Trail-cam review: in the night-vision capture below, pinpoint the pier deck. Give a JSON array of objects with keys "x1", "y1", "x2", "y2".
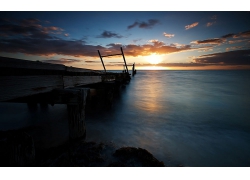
[
  {"x1": 0, "y1": 55, "x2": 134, "y2": 166},
  {"x1": 0, "y1": 56, "x2": 129, "y2": 102}
]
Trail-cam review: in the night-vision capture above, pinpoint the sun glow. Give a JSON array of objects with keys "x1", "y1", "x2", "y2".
[
  {"x1": 137, "y1": 66, "x2": 170, "y2": 70},
  {"x1": 145, "y1": 53, "x2": 162, "y2": 64}
]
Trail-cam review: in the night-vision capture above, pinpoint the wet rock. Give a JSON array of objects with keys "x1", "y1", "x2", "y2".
[{"x1": 112, "y1": 147, "x2": 165, "y2": 167}]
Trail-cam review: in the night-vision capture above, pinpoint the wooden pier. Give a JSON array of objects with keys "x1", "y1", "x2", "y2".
[{"x1": 0, "y1": 49, "x2": 136, "y2": 166}]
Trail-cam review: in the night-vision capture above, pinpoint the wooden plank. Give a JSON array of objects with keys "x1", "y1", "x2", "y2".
[
  {"x1": 101, "y1": 53, "x2": 122, "y2": 57},
  {"x1": 0, "y1": 75, "x2": 63, "y2": 102},
  {"x1": 0, "y1": 56, "x2": 66, "y2": 71},
  {"x1": 65, "y1": 66, "x2": 103, "y2": 74},
  {"x1": 63, "y1": 76, "x2": 102, "y2": 88}
]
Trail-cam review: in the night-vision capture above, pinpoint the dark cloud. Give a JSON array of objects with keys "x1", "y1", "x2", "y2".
[
  {"x1": 191, "y1": 38, "x2": 225, "y2": 45},
  {"x1": 221, "y1": 33, "x2": 235, "y2": 39},
  {"x1": 193, "y1": 49, "x2": 250, "y2": 65},
  {"x1": 96, "y1": 30, "x2": 122, "y2": 38},
  {"x1": 20, "y1": 18, "x2": 40, "y2": 26},
  {"x1": 85, "y1": 60, "x2": 100, "y2": 63},
  {"x1": 191, "y1": 30, "x2": 250, "y2": 49},
  {"x1": 0, "y1": 18, "x2": 63, "y2": 39},
  {"x1": 127, "y1": 19, "x2": 159, "y2": 29}
]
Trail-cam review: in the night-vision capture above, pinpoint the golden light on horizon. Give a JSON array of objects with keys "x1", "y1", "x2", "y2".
[
  {"x1": 144, "y1": 53, "x2": 162, "y2": 65},
  {"x1": 137, "y1": 66, "x2": 170, "y2": 70}
]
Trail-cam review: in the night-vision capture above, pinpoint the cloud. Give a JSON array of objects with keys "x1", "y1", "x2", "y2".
[
  {"x1": 2, "y1": 18, "x2": 248, "y2": 60},
  {"x1": 185, "y1": 22, "x2": 199, "y2": 30},
  {"x1": 193, "y1": 49, "x2": 250, "y2": 65},
  {"x1": 228, "y1": 39, "x2": 248, "y2": 44},
  {"x1": 132, "y1": 39, "x2": 142, "y2": 43},
  {"x1": 96, "y1": 30, "x2": 123, "y2": 38},
  {"x1": 191, "y1": 38, "x2": 225, "y2": 45},
  {"x1": 206, "y1": 22, "x2": 215, "y2": 27},
  {"x1": 0, "y1": 18, "x2": 64, "y2": 39},
  {"x1": 41, "y1": 58, "x2": 81, "y2": 64},
  {"x1": 163, "y1": 32, "x2": 174, "y2": 38},
  {"x1": 221, "y1": 33, "x2": 235, "y2": 39},
  {"x1": 85, "y1": 60, "x2": 100, "y2": 63},
  {"x1": 233, "y1": 30, "x2": 250, "y2": 38},
  {"x1": 127, "y1": 19, "x2": 159, "y2": 29},
  {"x1": 226, "y1": 46, "x2": 243, "y2": 51}
]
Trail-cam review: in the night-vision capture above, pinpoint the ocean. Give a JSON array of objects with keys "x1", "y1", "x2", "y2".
[{"x1": 1, "y1": 70, "x2": 250, "y2": 166}]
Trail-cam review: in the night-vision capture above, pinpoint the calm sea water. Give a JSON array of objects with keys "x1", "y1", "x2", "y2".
[{"x1": 1, "y1": 70, "x2": 250, "y2": 166}]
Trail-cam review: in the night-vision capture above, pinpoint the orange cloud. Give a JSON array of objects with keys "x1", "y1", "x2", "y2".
[
  {"x1": 228, "y1": 39, "x2": 248, "y2": 44},
  {"x1": 163, "y1": 32, "x2": 175, "y2": 38},
  {"x1": 206, "y1": 22, "x2": 216, "y2": 27},
  {"x1": 226, "y1": 46, "x2": 243, "y2": 51},
  {"x1": 233, "y1": 30, "x2": 250, "y2": 38},
  {"x1": 185, "y1": 22, "x2": 199, "y2": 30}
]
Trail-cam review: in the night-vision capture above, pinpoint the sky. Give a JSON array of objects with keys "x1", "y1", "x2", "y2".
[{"x1": 0, "y1": 10, "x2": 250, "y2": 70}]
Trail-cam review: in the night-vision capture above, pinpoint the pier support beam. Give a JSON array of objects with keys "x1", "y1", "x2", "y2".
[{"x1": 67, "y1": 88, "x2": 88, "y2": 141}]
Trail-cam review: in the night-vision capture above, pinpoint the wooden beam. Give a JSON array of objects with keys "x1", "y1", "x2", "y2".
[
  {"x1": 67, "y1": 88, "x2": 88, "y2": 140},
  {"x1": 63, "y1": 76, "x2": 102, "y2": 88},
  {"x1": 101, "y1": 53, "x2": 122, "y2": 57},
  {"x1": 121, "y1": 47, "x2": 129, "y2": 73},
  {"x1": 65, "y1": 66, "x2": 103, "y2": 74},
  {"x1": 98, "y1": 50, "x2": 106, "y2": 73}
]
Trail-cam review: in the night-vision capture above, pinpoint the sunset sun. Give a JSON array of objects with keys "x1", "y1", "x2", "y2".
[{"x1": 145, "y1": 53, "x2": 162, "y2": 65}]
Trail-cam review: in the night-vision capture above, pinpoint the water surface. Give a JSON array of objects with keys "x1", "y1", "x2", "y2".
[{"x1": 1, "y1": 70, "x2": 250, "y2": 166}]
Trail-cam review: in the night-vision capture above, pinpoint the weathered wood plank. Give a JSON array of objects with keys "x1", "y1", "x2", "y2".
[
  {"x1": 65, "y1": 66, "x2": 103, "y2": 74},
  {"x1": 63, "y1": 76, "x2": 102, "y2": 88},
  {"x1": 0, "y1": 75, "x2": 64, "y2": 102}
]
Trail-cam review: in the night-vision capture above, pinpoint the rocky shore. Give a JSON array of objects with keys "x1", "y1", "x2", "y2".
[
  {"x1": 36, "y1": 141, "x2": 165, "y2": 167},
  {"x1": 1, "y1": 130, "x2": 165, "y2": 167}
]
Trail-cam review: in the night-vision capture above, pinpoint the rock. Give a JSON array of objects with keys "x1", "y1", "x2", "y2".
[{"x1": 112, "y1": 147, "x2": 165, "y2": 167}]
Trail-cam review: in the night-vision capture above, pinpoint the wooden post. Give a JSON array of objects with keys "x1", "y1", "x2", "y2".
[
  {"x1": 7, "y1": 131, "x2": 35, "y2": 166},
  {"x1": 132, "y1": 63, "x2": 135, "y2": 76},
  {"x1": 121, "y1": 47, "x2": 129, "y2": 73},
  {"x1": 98, "y1": 50, "x2": 106, "y2": 73},
  {"x1": 67, "y1": 88, "x2": 88, "y2": 140}
]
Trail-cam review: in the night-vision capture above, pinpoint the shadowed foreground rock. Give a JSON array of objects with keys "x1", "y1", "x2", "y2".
[
  {"x1": 1, "y1": 129, "x2": 165, "y2": 167},
  {"x1": 111, "y1": 147, "x2": 165, "y2": 167},
  {"x1": 36, "y1": 141, "x2": 165, "y2": 167}
]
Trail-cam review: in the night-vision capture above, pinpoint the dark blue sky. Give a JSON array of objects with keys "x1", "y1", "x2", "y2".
[{"x1": 0, "y1": 11, "x2": 250, "y2": 70}]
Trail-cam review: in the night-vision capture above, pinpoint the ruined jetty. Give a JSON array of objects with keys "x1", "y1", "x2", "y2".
[{"x1": 0, "y1": 48, "x2": 137, "y2": 166}]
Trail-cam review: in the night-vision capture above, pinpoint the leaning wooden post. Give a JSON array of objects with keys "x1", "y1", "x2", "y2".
[
  {"x1": 98, "y1": 50, "x2": 106, "y2": 73},
  {"x1": 121, "y1": 47, "x2": 129, "y2": 73},
  {"x1": 67, "y1": 88, "x2": 88, "y2": 141}
]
